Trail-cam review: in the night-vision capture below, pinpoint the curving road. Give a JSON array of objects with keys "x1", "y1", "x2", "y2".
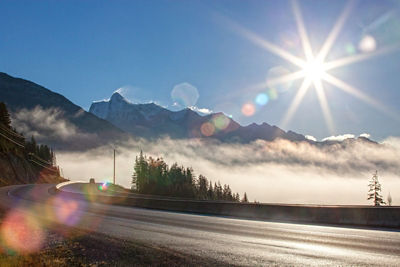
[{"x1": 0, "y1": 184, "x2": 400, "y2": 266}]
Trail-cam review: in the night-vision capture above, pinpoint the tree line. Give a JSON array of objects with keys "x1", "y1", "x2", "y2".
[
  {"x1": 25, "y1": 136, "x2": 56, "y2": 165},
  {"x1": 0, "y1": 102, "x2": 55, "y2": 165},
  {"x1": 132, "y1": 151, "x2": 248, "y2": 202}
]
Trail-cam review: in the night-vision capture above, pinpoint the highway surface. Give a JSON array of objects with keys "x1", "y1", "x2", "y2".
[{"x1": 0, "y1": 184, "x2": 399, "y2": 266}]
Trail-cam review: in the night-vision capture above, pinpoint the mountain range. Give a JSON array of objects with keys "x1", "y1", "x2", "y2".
[
  {"x1": 89, "y1": 92, "x2": 306, "y2": 143},
  {"x1": 0, "y1": 72, "x2": 374, "y2": 150}
]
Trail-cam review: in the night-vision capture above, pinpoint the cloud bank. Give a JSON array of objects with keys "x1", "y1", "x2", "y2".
[
  {"x1": 11, "y1": 106, "x2": 95, "y2": 144},
  {"x1": 57, "y1": 136, "x2": 400, "y2": 205}
]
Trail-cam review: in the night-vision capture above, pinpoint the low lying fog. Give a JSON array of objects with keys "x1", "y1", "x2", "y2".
[
  {"x1": 57, "y1": 136, "x2": 400, "y2": 205},
  {"x1": 12, "y1": 106, "x2": 399, "y2": 205}
]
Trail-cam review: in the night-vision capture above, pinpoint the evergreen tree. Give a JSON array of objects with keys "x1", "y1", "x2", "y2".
[
  {"x1": 133, "y1": 150, "x2": 148, "y2": 193},
  {"x1": 223, "y1": 184, "x2": 228, "y2": 200},
  {"x1": 241, "y1": 192, "x2": 248, "y2": 203},
  {"x1": 223, "y1": 184, "x2": 233, "y2": 201},
  {"x1": 207, "y1": 181, "x2": 214, "y2": 200},
  {"x1": 131, "y1": 151, "x2": 244, "y2": 202},
  {"x1": 0, "y1": 102, "x2": 11, "y2": 128},
  {"x1": 27, "y1": 135, "x2": 37, "y2": 154},
  {"x1": 131, "y1": 156, "x2": 138, "y2": 191},
  {"x1": 367, "y1": 171, "x2": 385, "y2": 206},
  {"x1": 215, "y1": 181, "x2": 223, "y2": 200},
  {"x1": 234, "y1": 192, "x2": 240, "y2": 202},
  {"x1": 197, "y1": 175, "x2": 208, "y2": 200},
  {"x1": 387, "y1": 192, "x2": 392, "y2": 206},
  {"x1": 50, "y1": 148, "x2": 56, "y2": 165}
]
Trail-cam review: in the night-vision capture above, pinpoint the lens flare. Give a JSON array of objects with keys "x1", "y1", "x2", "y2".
[
  {"x1": 211, "y1": 114, "x2": 230, "y2": 131},
  {"x1": 267, "y1": 88, "x2": 278, "y2": 100},
  {"x1": 53, "y1": 196, "x2": 84, "y2": 226},
  {"x1": 1, "y1": 210, "x2": 45, "y2": 254},
  {"x1": 359, "y1": 35, "x2": 377, "y2": 53},
  {"x1": 241, "y1": 103, "x2": 255, "y2": 117},
  {"x1": 171, "y1": 82, "x2": 199, "y2": 107},
  {"x1": 255, "y1": 93, "x2": 269, "y2": 106},
  {"x1": 345, "y1": 43, "x2": 356, "y2": 55},
  {"x1": 82, "y1": 183, "x2": 102, "y2": 202},
  {"x1": 200, "y1": 122, "x2": 215, "y2": 136},
  {"x1": 98, "y1": 181, "x2": 110, "y2": 191}
]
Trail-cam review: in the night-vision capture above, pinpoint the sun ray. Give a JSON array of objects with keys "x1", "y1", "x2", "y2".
[
  {"x1": 324, "y1": 44, "x2": 400, "y2": 71},
  {"x1": 292, "y1": 0, "x2": 314, "y2": 61},
  {"x1": 316, "y1": 0, "x2": 355, "y2": 62},
  {"x1": 220, "y1": 15, "x2": 306, "y2": 67},
  {"x1": 267, "y1": 70, "x2": 306, "y2": 87},
  {"x1": 314, "y1": 79, "x2": 335, "y2": 134},
  {"x1": 281, "y1": 78, "x2": 312, "y2": 128},
  {"x1": 322, "y1": 73, "x2": 397, "y2": 120},
  {"x1": 222, "y1": 70, "x2": 307, "y2": 100},
  {"x1": 236, "y1": 26, "x2": 306, "y2": 68}
]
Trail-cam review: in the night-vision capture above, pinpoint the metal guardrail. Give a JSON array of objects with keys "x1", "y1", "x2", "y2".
[
  {"x1": 0, "y1": 131, "x2": 24, "y2": 147},
  {"x1": 28, "y1": 158, "x2": 59, "y2": 173},
  {"x1": 55, "y1": 182, "x2": 400, "y2": 229},
  {"x1": 28, "y1": 152, "x2": 52, "y2": 166},
  {"x1": 0, "y1": 124, "x2": 24, "y2": 139}
]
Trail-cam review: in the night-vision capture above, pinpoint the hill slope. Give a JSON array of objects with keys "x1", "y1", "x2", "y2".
[{"x1": 0, "y1": 72, "x2": 127, "y2": 150}]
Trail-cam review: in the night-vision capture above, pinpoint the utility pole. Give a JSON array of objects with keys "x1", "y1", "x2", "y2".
[{"x1": 113, "y1": 149, "x2": 116, "y2": 184}]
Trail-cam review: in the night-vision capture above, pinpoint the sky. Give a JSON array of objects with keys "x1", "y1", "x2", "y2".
[{"x1": 1, "y1": 0, "x2": 400, "y2": 141}]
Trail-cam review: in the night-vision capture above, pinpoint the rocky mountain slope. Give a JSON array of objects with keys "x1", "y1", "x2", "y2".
[{"x1": 90, "y1": 92, "x2": 306, "y2": 143}]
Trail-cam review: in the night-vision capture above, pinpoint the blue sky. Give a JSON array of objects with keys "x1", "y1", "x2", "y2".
[{"x1": 1, "y1": 0, "x2": 400, "y2": 141}]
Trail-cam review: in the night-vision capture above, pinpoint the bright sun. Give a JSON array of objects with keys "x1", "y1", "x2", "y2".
[
  {"x1": 304, "y1": 58, "x2": 325, "y2": 83},
  {"x1": 229, "y1": 0, "x2": 396, "y2": 135}
]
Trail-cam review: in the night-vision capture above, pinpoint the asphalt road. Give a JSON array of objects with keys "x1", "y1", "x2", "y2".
[{"x1": 1, "y1": 184, "x2": 400, "y2": 266}]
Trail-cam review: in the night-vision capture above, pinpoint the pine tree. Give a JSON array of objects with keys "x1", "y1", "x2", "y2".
[
  {"x1": 197, "y1": 175, "x2": 208, "y2": 200},
  {"x1": 131, "y1": 156, "x2": 138, "y2": 191},
  {"x1": 223, "y1": 184, "x2": 233, "y2": 201},
  {"x1": 367, "y1": 171, "x2": 385, "y2": 206},
  {"x1": 31, "y1": 136, "x2": 37, "y2": 154},
  {"x1": 25, "y1": 135, "x2": 37, "y2": 155},
  {"x1": 241, "y1": 192, "x2": 248, "y2": 203},
  {"x1": 132, "y1": 150, "x2": 148, "y2": 193},
  {"x1": 51, "y1": 148, "x2": 56, "y2": 166},
  {"x1": 0, "y1": 102, "x2": 11, "y2": 128},
  {"x1": 207, "y1": 181, "x2": 214, "y2": 200},
  {"x1": 387, "y1": 192, "x2": 392, "y2": 206},
  {"x1": 215, "y1": 181, "x2": 223, "y2": 200},
  {"x1": 235, "y1": 192, "x2": 240, "y2": 202}
]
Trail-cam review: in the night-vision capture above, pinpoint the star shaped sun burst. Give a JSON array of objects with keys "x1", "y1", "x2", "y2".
[{"x1": 224, "y1": 0, "x2": 399, "y2": 134}]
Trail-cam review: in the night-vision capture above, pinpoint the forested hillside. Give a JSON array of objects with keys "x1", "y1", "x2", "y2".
[
  {"x1": 0, "y1": 102, "x2": 66, "y2": 186},
  {"x1": 132, "y1": 151, "x2": 248, "y2": 202}
]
